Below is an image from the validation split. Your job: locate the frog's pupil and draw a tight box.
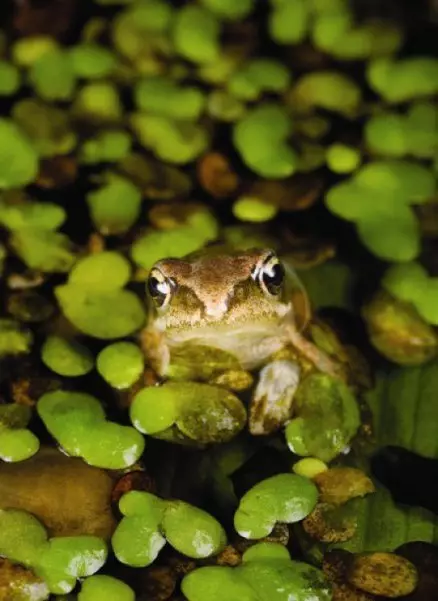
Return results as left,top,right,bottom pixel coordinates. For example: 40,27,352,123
147,276,161,297
263,262,285,292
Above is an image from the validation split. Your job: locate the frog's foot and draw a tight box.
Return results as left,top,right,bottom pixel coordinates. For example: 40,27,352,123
139,327,170,377
286,325,344,379
249,360,300,435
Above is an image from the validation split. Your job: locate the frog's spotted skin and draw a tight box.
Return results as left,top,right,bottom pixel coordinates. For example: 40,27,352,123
142,247,340,434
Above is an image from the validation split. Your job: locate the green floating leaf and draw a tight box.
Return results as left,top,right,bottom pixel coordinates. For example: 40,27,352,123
0,199,66,231
41,336,94,377
269,0,310,44
325,160,435,261
0,318,33,358
232,197,278,223
285,373,360,462
362,291,437,366
0,428,40,463
228,59,291,101
291,71,361,117
325,144,361,174
112,491,226,567
173,5,221,64
312,12,403,60
12,36,59,67
233,104,297,178
131,208,218,270
182,542,332,601
234,474,318,539
13,98,76,158
80,130,132,164
29,49,76,101
12,229,76,273
130,382,247,444
131,113,209,164
69,251,131,292
0,509,107,594
0,118,39,189
0,60,20,96
69,43,116,78
135,76,205,120
37,390,145,469
383,262,438,326
86,176,142,235
79,575,135,601
367,56,438,103
97,342,144,389
72,82,123,123
199,0,253,20
56,285,145,339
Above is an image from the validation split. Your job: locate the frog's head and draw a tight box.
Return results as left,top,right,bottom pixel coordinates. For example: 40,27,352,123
146,248,309,340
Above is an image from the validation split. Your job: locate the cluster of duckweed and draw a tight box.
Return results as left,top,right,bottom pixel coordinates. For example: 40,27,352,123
0,0,437,598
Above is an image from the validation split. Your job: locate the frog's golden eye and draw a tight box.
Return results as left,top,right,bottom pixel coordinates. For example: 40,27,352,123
147,268,174,308
254,253,285,296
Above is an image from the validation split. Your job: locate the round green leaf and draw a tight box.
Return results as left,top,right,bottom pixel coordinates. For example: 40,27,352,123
69,251,131,292
0,118,39,189
41,336,94,377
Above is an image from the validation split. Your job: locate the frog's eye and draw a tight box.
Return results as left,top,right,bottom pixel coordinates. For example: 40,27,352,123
147,268,173,307
255,254,285,296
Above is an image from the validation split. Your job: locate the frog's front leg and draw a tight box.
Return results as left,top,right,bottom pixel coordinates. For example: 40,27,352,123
249,360,301,435
285,323,344,379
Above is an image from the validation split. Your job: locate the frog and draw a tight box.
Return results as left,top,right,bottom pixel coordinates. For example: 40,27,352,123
141,246,341,435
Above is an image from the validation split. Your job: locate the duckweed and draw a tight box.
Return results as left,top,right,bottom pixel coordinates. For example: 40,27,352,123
135,76,206,120
182,542,332,601
293,458,328,479
232,197,278,223
367,56,438,103
325,160,436,261
69,43,116,78
365,102,438,158
290,71,361,117
131,207,218,270
72,82,123,123
97,342,144,389
234,474,318,538
269,0,310,44
37,390,145,469
131,113,209,164
86,176,142,235
12,229,76,272
0,118,39,189
130,382,247,443
228,59,291,101
29,49,76,101
0,509,107,594
0,318,33,358
41,336,94,377
199,0,254,20
0,405,40,462
382,262,438,325
0,199,66,231
325,144,361,173
173,5,221,64
112,491,226,566
0,60,20,95
78,575,135,601
80,130,132,164
12,36,59,67
12,99,77,158
233,104,297,178
285,373,360,462
69,251,131,291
